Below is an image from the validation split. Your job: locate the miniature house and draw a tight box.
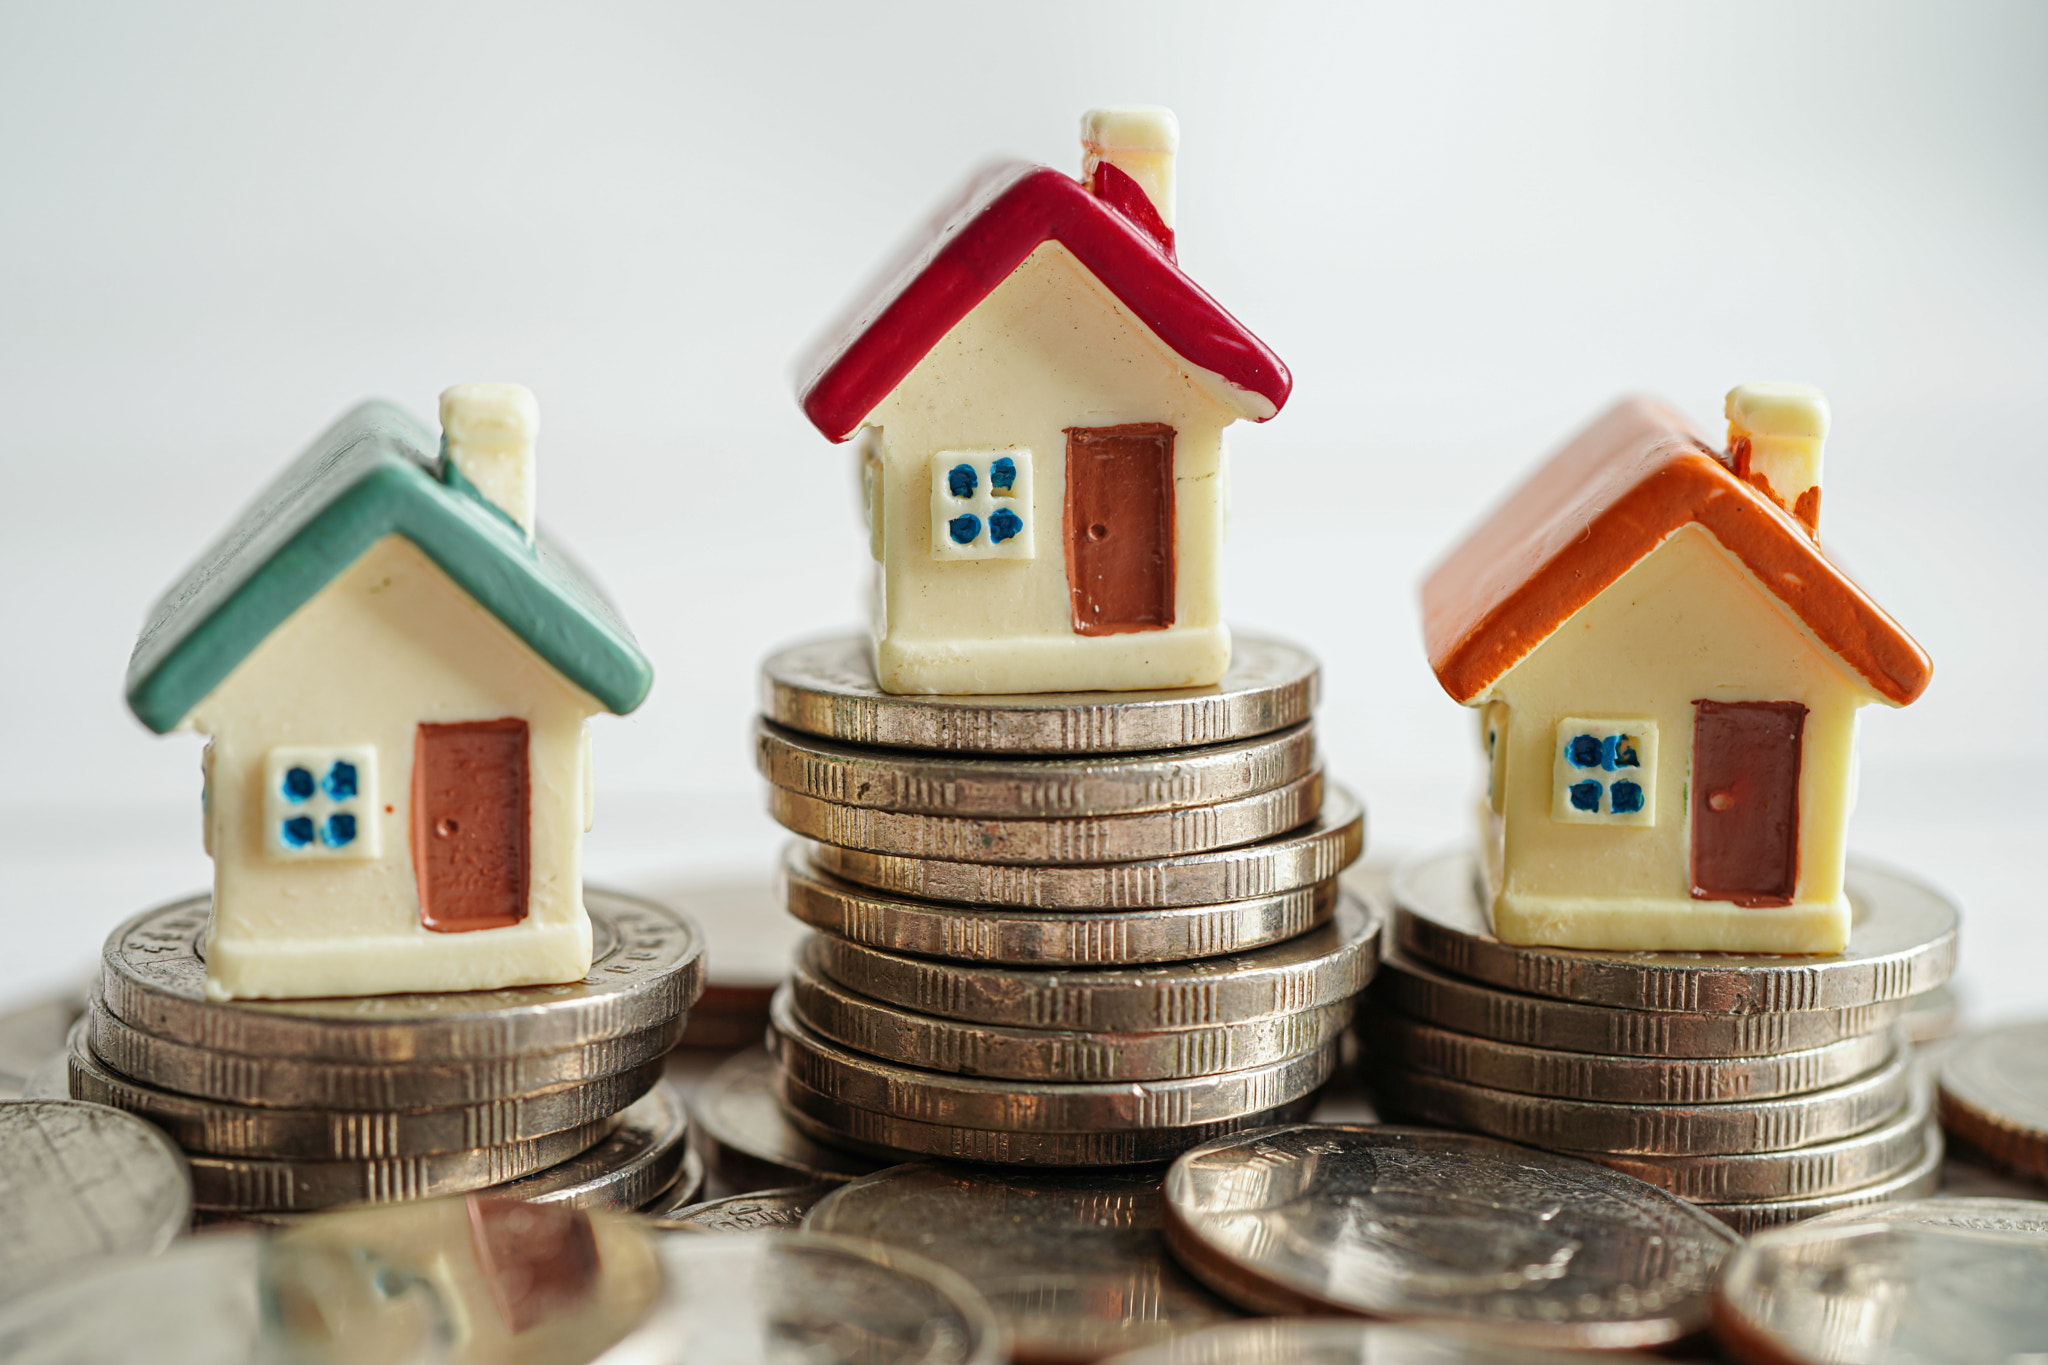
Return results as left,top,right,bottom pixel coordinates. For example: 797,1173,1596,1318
1421,385,1930,954
126,385,652,1000
798,106,1292,695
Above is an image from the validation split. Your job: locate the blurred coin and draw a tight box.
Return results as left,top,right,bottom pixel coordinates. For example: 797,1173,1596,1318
595,1230,1003,1364
690,1048,886,1191
99,888,703,1063
1162,1125,1737,1349
763,632,1316,754
20,1050,69,1099
1393,849,1958,1014
1711,1181,2048,1363
645,1185,828,1232
0,1235,293,1365
812,787,1363,909
1375,949,1906,1058
805,891,1378,1033
1805,1195,2048,1232
0,990,85,1098
790,962,1352,1082
1938,1019,2048,1182
807,1163,1242,1361
488,1081,695,1210
0,1100,192,1304
1095,1320,1666,1364
1698,1127,1944,1234
783,844,1336,966
1364,1010,1895,1103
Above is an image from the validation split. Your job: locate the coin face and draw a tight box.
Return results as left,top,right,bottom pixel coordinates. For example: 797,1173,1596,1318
689,1049,886,1191
1163,1126,1738,1349
1092,1320,1666,1364
1938,1020,2048,1181
1713,1197,2048,1364
807,1163,1243,1361
489,1080,694,1211
0,1100,192,1304
646,1186,829,1232
762,632,1318,754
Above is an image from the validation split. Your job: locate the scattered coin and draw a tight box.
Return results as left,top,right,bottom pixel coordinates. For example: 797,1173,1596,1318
0,1100,192,1304
0,990,84,1098
1094,1320,1665,1364
645,1185,829,1232
1698,1127,1945,1235
689,1048,886,1191
0,1234,287,1364
782,843,1337,966
1804,1195,2048,1233
762,632,1317,755
807,1163,1243,1361
488,1080,696,1210
1937,1018,2048,1183
811,787,1363,909
1161,1125,1738,1349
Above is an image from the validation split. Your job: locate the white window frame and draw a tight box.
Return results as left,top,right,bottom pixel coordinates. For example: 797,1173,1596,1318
263,745,379,860
930,449,1033,561
1551,719,1657,827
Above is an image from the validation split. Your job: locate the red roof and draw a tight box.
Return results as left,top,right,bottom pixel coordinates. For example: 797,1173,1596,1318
798,162,1292,442
1423,397,1931,707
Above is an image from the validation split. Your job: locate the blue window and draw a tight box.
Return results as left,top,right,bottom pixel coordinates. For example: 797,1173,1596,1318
1568,781,1602,812
1568,735,1602,769
949,514,982,544
947,464,978,499
989,508,1023,543
321,813,357,848
323,761,358,800
1610,780,1645,815
990,456,1017,493
283,766,316,802
282,816,315,848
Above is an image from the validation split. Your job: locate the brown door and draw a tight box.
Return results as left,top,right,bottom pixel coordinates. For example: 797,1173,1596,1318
1690,701,1806,907
1063,423,1176,636
413,718,530,932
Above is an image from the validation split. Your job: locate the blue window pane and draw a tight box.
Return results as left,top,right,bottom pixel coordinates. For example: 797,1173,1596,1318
283,767,316,801
1568,780,1602,813
282,816,315,847
948,514,982,544
324,761,358,800
1605,734,1640,769
989,508,1023,543
1610,780,1644,815
1568,735,1602,769
322,813,357,847
989,456,1017,492
947,464,978,498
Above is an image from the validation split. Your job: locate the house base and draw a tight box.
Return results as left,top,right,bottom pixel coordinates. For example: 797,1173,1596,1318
202,916,595,1001
1490,890,1851,955
873,623,1231,696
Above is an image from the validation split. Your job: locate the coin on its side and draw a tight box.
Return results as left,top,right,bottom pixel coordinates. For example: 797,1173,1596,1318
690,1049,886,1192
757,718,1318,818
98,888,704,1064
1162,1125,1738,1350
488,1080,695,1211
763,632,1318,755
804,890,1379,1034
807,1163,1242,1361
783,844,1337,966
1697,1128,1944,1236
1937,1019,2048,1182
645,1185,829,1232
1093,1320,1668,1364
1392,849,1958,1015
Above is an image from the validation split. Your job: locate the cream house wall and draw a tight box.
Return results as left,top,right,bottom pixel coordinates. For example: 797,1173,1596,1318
861,241,1239,694
187,533,600,1000
1479,524,1875,953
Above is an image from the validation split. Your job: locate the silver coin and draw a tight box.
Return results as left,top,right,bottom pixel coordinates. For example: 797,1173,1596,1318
811,786,1364,909
1937,1019,2048,1182
1363,1009,1896,1104
88,998,685,1109
1903,983,1964,1046
485,1080,694,1210
1094,1320,1667,1364
0,991,85,1097
1711,1158,2044,1365
690,1048,887,1191
807,1163,1243,1361
782,843,1337,966
1392,848,1958,1014
0,1100,192,1304
779,1069,1321,1167
1162,1124,1738,1349
790,962,1353,1083
1697,1126,1946,1235
646,1185,829,1232
1805,1195,2048,1233
1374,949,1908,1058
803,890,1379,1034
0,1235,285,1365
762,632,1318,755
19,1050,69,1100
66,1020,661,1158
98,887,704,1063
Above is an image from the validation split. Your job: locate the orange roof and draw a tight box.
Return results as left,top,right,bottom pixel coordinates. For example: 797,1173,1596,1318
1422,397,1930,707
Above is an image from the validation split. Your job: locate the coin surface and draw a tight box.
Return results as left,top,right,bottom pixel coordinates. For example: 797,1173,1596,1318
646,1185,829,1232
1392,849,1959,1014
690,1048,887,1191
487,1080,694,1210
804,890,1378,1034
812,787,1363,908
763,632,1318,755
1711,1178,2047,1364
0,1100,192,1304
99,888,704,1063
1094,1320,1666,1364
1363,1010,1896,1104
807,1163,1243,1361
0,1235,290,1364
790,962,1353,1083
1937,1019,2048,1181
1375,950,1907,1058
1698,1127,1945,1235
1805,1195,2048,1233
1162,1125,1738,1349
0,991,84,1098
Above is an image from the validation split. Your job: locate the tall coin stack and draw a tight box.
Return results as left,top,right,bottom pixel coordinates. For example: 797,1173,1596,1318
1365,848,1959,1231
754,633,1377,1166
71,888,705,1218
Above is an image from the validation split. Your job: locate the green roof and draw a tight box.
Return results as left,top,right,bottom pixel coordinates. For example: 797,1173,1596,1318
126,400,653,733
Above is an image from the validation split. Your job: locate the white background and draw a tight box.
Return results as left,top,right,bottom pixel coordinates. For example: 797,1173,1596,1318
2,2,2042,1018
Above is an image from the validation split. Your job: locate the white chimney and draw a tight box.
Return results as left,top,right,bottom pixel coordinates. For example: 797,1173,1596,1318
1082,106,1179,233
1725,382,1829,536
441,383,538,538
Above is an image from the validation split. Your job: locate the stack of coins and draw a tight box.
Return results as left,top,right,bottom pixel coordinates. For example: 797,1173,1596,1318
753,633,1374,1166
1366,848,1958,1232
71,888,705,1218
